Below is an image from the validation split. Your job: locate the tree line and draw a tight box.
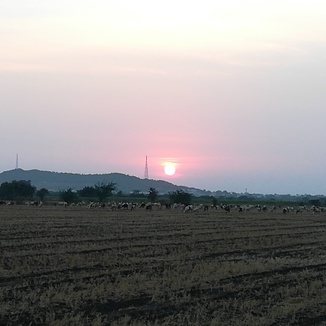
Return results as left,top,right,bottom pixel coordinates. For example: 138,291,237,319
0,180,49,201
0,180,193,205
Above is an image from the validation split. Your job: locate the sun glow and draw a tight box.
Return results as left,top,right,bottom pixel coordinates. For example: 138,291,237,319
164,163,176,176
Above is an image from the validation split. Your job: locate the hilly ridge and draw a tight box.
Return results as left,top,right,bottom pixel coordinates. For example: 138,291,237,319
0,169,208,195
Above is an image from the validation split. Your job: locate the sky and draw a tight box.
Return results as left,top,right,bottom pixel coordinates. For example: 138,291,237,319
1,1,326,195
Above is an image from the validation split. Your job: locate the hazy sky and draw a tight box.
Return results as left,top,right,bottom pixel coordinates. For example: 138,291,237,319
1,1,326,195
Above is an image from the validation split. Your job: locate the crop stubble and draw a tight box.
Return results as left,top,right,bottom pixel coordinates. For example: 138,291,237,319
1,205,326,325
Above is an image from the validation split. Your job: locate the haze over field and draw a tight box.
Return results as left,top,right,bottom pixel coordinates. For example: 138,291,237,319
1,1,326,195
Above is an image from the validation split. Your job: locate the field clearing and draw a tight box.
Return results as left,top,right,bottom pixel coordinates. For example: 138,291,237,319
2,205,326,325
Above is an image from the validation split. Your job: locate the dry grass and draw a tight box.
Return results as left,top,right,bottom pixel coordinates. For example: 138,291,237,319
1,205,326,325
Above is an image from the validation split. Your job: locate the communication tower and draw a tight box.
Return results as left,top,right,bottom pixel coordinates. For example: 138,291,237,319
15,154,19,169
144,156,149,179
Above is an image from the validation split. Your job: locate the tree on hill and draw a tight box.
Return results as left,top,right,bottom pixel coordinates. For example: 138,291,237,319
0,180,36,200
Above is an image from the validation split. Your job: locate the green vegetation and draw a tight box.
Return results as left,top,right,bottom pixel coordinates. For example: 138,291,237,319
77,182,116,203
147,187,159,202
59,188,78,205
36,188,49,201
169,189,192,206
58,182,117,204
0,180,35,201
1,179,326,207
94,182,116,202
77,185,97,198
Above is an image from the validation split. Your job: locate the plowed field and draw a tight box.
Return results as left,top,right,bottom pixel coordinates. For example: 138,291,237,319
1,205,326,325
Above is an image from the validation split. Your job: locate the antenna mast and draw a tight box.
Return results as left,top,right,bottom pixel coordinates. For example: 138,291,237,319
144,156,149,179
15,154,19,169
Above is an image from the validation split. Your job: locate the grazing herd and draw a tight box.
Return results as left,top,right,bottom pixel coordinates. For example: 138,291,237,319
1,199,326,215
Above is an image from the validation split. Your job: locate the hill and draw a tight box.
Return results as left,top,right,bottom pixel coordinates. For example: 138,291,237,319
0,169,209,195
1,169,325,203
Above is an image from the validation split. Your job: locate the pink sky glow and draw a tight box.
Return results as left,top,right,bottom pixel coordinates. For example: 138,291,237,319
1,1,326,195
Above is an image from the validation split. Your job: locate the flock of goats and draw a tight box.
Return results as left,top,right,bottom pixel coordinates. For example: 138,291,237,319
1,199,325,215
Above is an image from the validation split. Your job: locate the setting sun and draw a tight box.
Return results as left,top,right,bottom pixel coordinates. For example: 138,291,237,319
164,163,176,176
